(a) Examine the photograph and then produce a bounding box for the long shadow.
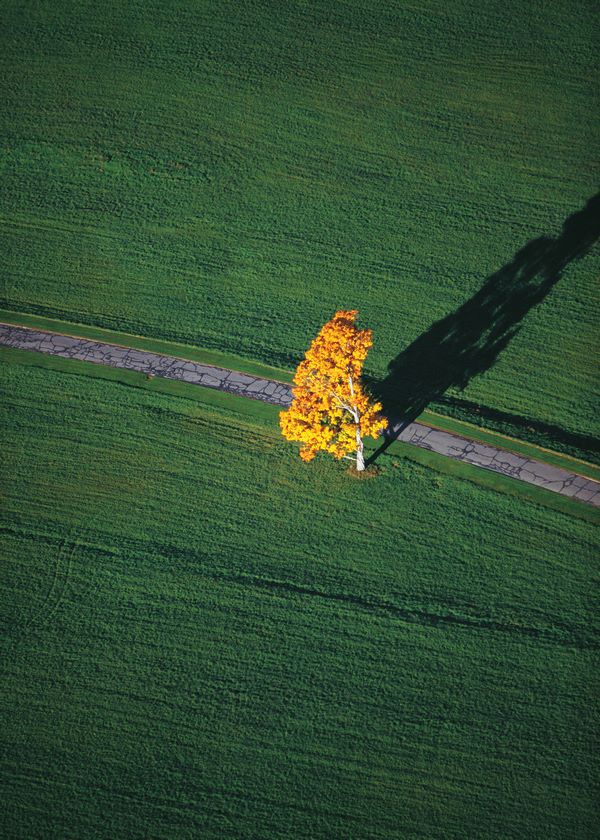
[368,192,600,464]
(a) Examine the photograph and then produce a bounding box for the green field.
[1,0,599,452]
[2,2,599,836]
[1,358,599,838]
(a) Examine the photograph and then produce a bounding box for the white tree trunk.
[355,425,365,471]
[348,375,365,471]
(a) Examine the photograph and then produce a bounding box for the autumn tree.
[280,310,386,471]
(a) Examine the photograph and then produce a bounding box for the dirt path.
[1,321,598,508]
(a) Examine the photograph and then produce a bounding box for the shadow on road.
[368,191,600,465]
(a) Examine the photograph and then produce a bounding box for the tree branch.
[304,369,356,414]
[327,388,355,414]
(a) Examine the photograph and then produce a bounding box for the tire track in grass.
[221,570,599,652]
[144,539,598,652]
[10,529,86,638]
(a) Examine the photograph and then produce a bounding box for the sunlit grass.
[1,359,598,838]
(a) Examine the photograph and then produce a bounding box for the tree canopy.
[280,310,386,470]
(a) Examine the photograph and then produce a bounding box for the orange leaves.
[279,310,387,465]
[294,309,373,392]
[359,401,387,439]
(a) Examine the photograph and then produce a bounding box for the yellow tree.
[280,310,387,471]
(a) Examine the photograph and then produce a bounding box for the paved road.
[1,321,599,509]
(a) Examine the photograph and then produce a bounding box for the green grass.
[1,357,599,838]
[1,0,598,449]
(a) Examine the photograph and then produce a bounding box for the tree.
[280,310,386,471]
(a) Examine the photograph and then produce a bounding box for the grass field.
[1,358,599,838]
[1,0,599,448]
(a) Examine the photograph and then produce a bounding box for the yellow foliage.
[279,310,387,463]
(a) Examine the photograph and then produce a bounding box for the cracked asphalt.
[1,322,599,508]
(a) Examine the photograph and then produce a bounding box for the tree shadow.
[368,191,600,463]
